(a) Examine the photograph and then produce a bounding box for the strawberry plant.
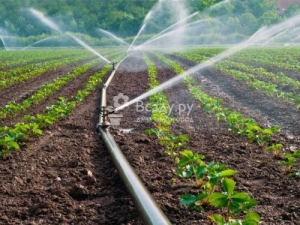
[280,150,300,173]
[209,178,260,224]
[264,143,283,158]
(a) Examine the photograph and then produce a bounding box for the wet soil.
[0,51,300,225]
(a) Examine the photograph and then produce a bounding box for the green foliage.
[264,143,283,158]
[280,150,300,173]
[209,178,259,223]
[0,0,286,40]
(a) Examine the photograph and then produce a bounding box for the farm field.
[0,46,300,225]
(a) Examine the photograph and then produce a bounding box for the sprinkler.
[97,106,115,131]
[111,61,118,70]
[96,85,115,132]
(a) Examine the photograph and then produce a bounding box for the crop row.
[174,49,300,108]
[155,53,300,176]
[175,46,300,73]
[0,54,94,91]
[0,49,84,70]
[0,58,114,156]
[219,60,300,91]
[0,59,102,120]
[214,64,300,109]
[231,47,300,72]
[143,52,261,224]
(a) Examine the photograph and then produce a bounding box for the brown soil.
[0,50,300,225]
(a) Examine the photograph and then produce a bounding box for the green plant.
[176,150,206,186]
[280,150,300,173]
[209,211,261,225]
[264,143,283,158]
[209,178,259,223]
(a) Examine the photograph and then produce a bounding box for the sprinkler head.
[111,61,118,70]
[98,106,116,131]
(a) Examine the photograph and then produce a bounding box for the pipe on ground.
[97,75,171,225]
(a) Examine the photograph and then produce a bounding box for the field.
[0,47,300,225]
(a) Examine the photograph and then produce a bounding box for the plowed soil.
[0,50,299,225]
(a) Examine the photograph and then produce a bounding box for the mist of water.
[29,8,111,62]
[0,34,7,50]
[67,33,111,63]
[22,35,62,50]
[98,28,129,46]
[135,18,217,50]
[264,30,289,45]
[208,0,231,11]
[127,23,147,52]
[29,8,62,34]
[143,11,199,46]
[115,14,300,111]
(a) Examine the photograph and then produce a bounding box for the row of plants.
[0,62,113,157]
[155,53,280,146]
[155,52,300,177]
[173,48,300,108]
[0,59,102,120]
[0,54,94,91]
[0,49,82,70]
[143,52,261,224]
[0,53,91,79]
[214,65,300,109]
[219,60,300,92]
[231,47,300,72]
[174,46,300,73]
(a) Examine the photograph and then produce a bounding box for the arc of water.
[29,8,62,34]
[22,35,62,50]
[127,23,147,52]
[116,14,300,111]
[29,8,111,63]
[127,0,164,53]
[135,18,216,50]
[98,29,129,46]
[67,34,111,63]
[145,12,199,44]
[0,34,7,50]
[262,29,289,46]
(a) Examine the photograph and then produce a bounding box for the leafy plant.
[210,211,261,225]
[280,150,300,173]
[264,143,283,158]
[209,178,259,223]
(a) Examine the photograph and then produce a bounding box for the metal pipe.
[104,54,129,87]
[98,128,172,225]
[98,85,107,126]
[97,62,171,224]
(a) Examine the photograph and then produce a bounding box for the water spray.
[116,13,300,112]
[98,28,130,46]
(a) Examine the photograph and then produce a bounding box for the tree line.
[0,0,299,39]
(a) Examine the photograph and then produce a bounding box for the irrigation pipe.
[97,58,172,225]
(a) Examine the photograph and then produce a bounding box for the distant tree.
[259,11,281,26]
[283,3,300,18]
[239,12,258,35]
[226,17,241,34]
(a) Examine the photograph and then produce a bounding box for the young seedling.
[280,150,300,173]
[178,152,237,207]
[264,143,283,158]
[209,211,261,225]
[175,150,206,186]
